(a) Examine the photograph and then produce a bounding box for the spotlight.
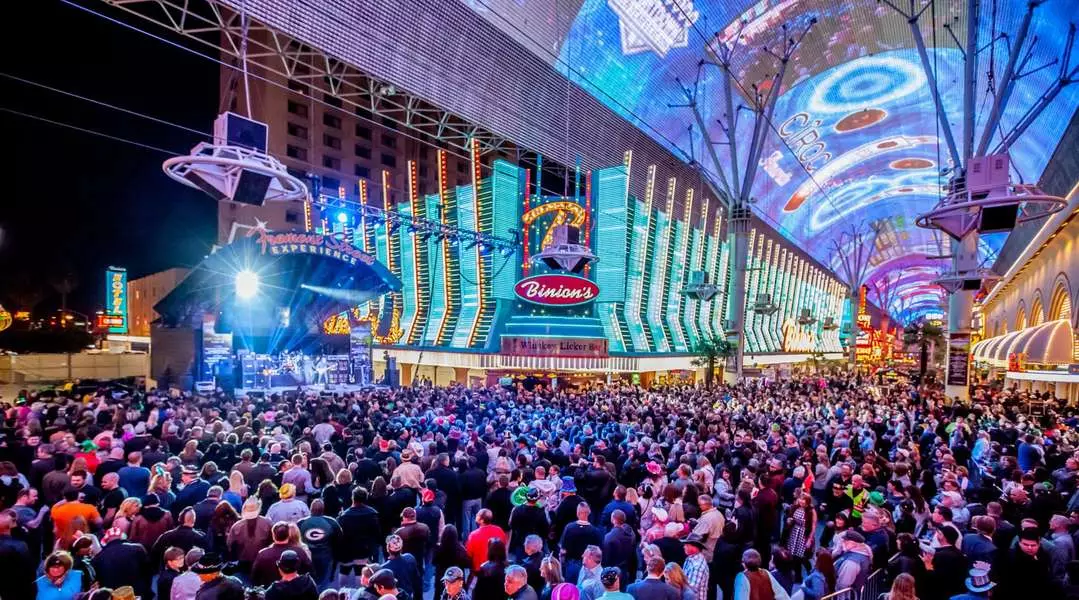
[499,246,515,257]
[336,211,348,224]
[235,270,259,300]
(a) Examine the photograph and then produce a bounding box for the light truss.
[95,0,512,155]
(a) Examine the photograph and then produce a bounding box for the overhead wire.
[0,106,184,156]
[55,0,585,201]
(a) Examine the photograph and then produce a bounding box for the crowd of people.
[0,374,1074,600]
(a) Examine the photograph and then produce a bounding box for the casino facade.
[305,150,849,387]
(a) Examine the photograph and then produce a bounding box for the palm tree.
[691,335,734,389]
[903,321,944,379]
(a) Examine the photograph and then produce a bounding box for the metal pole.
[728,206,751,380]
[722,60,742,200]
[963,0,979,161]
[909,16,964,168]
[976,1,1040,156]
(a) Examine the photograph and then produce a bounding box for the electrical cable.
[0,105,184,156]
[57,0,585,200]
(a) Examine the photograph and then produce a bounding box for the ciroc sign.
[514,274,598,306]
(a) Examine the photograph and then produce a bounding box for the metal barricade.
[817,567,887,600]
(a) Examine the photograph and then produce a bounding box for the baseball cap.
[441,566,465,582]
[277,550,301,574]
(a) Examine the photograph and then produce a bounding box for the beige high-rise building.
[214,56,512,244]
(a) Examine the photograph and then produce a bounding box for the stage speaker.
[565,226,581,245]
[234,169,273,206]
[961,278,982,291]
[182,171,228,202]
[214,111,268,152]
[979,204,1019,233]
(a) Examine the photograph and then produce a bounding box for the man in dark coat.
[427,453,462,520]
[92,528,152,599]
[152,508,209,568]
[192,553,246,600]
[627,557,680,600]
[602,509,636,589]
[174,465,211,514]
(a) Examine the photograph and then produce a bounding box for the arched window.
[1050,282,1072,322]
[1030,296,1045,327]
[1015,306,1027,331]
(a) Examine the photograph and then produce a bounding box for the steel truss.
[96,0,512,155]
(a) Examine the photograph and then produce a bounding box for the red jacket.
[466,524,508,571]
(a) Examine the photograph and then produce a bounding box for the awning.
[972,319,1074,366]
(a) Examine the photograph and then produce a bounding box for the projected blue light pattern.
[464,0,1079,323]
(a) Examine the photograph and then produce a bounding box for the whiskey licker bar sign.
[514,274,598,306]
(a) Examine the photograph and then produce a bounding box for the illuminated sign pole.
[104,267,128,334]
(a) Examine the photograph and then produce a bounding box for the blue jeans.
[461,498,482,536]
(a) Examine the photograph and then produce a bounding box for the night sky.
[2,1,219,316]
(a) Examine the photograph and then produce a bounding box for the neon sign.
[250,229,375,266]
[105,267,128,334]
[514,274,598,306]
[522,200,588,249]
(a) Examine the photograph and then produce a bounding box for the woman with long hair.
[783,493,816,578]
[433,524,470,600]
[310,457,335,490]
[539,556,564,600]
[148,470,175,510]
[223,470,247,511]
[796,548,836,600]
[472,537,508,599]
[663,562,695,600]
[112,497,142,535]
[210,500,241,556]
[321,469,354,517]
[882,573,918,600]
[256,479,279,515]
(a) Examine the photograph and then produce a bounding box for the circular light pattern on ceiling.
[808,55,926,114]
[834,108,888,133]
[890,158,935,170]
[808,173,939,232]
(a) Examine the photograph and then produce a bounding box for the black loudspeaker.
[962,278,982,291]
[182,171,228,201]
[979,204,1019,233]
[233,169,273,206]
[223,112,268,152]
[565,226,581,244]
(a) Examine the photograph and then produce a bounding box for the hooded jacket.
[835,542,873,593]
[265,573,319,600]
[128,506,174,552]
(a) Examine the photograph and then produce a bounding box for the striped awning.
[972,319,1074,366]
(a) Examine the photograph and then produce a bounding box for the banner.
[105,267,128,334]
[349,322,373,385]
[501,336,608,357]
[946,332,971,387]
[200,314,233,382]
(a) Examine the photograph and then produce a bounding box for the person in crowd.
[627,556,680,600]
[299,498,343,588]
[578,544,605,600]
[1,508,35,599]
[35,551,83,600]
[882,573,918,600]
[191,552,245,600]
[598,567,633,600]
[152,507,208,568]
[473,537,510,600]
[91,527,151,598]
[541,556,566,600]
[169,547,206,600]
[434,525,471,600]
[733,548,790,600]
[265,549,319,600]
[440,566,470,600]
[466,508,508,572]
[228,497,273,575]
[251,521,314,586]
[507,564,540,600]
[382,533,421,598]
[158,546,187,600]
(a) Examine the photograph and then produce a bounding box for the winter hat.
[551,583,581,600]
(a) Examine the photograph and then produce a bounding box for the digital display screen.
[464,0,1079,322]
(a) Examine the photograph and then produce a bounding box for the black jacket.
[428,465,462,508]
[92,540,152,599]
[152,525,209,568]
[265,574,319,600]
[337,504,382,562]
[195,574,246,600]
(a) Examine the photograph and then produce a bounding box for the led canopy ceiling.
[464,0,1079,323]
